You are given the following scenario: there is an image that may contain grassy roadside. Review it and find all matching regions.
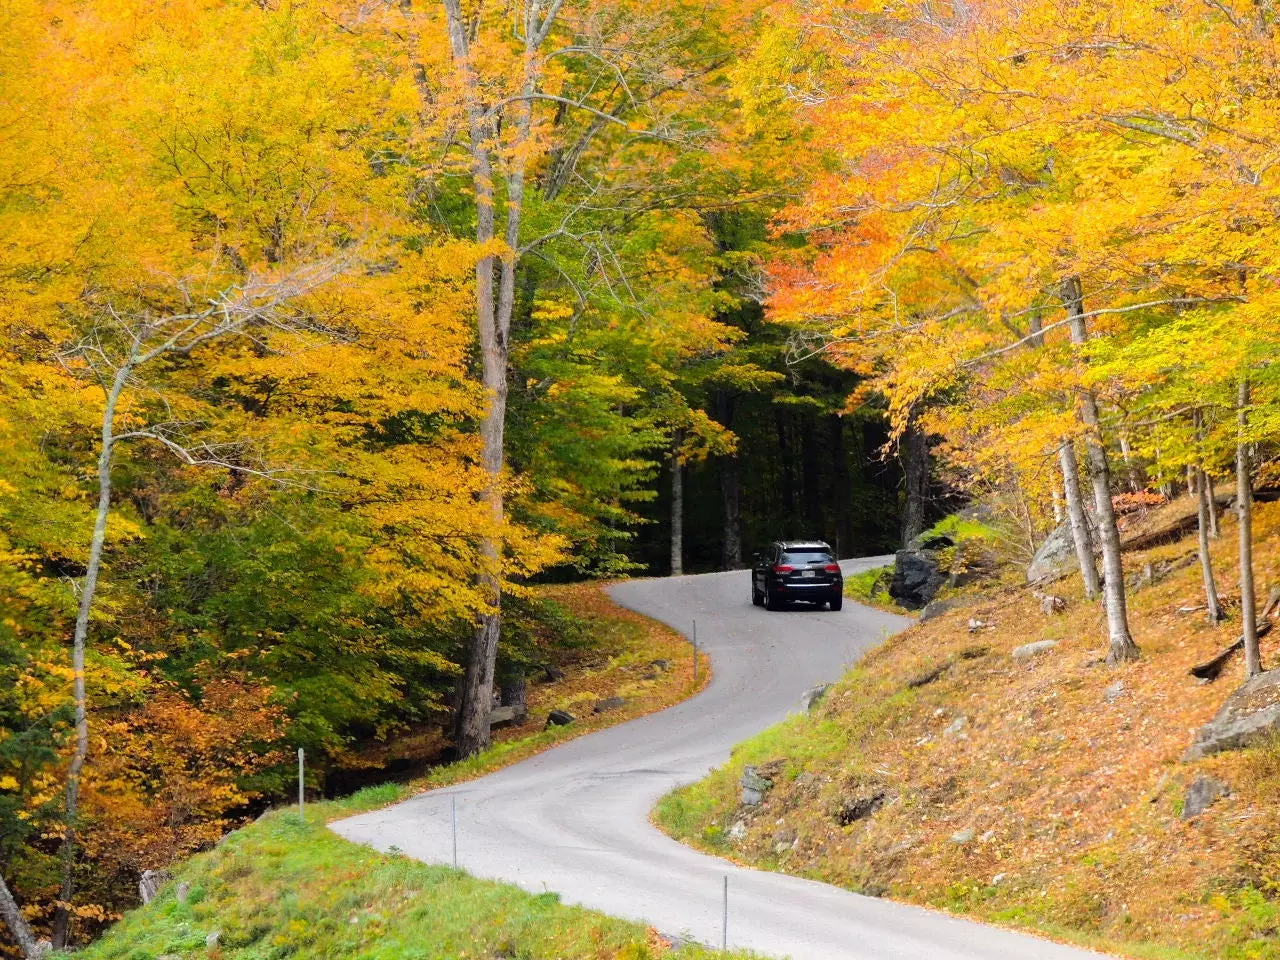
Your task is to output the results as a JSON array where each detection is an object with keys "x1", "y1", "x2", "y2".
[
  {"x1": 842, "y1": 564, "x2": 911, "y2": 615},
  {"x1": 654, "y1": 505, "x2": 1280, "y2": 960},
  {"x1": 73, "y1": 799, "x2": 752, "y2": 960}
]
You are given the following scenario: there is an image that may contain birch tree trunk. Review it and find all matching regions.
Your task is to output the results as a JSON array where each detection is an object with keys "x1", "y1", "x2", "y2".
[
  {"x1": 1238, "y1": 379, "x2": 1261, "y2": 678},
  {"x1": 1197, "y1": 465, "x2": 1224, "y2": 625},
  {"x1": 50, "y1": 365, "x2": 128, "y2": 949},
  {"x1": 443, "y1": 0, "x2": 553, "y2": 758},
  {"x1": 1058, "y1": 439, "x2": 1101, "y2": 600},
  {"x1": 1207, "y1": 472, "x2": 1221, "y2": 539},
  {"x1": 1063, "y1": 277, "x2": 1138, "y2": 663},
  {"x1": 1, "y1": 869, "x2": 46, "y2": 960}
]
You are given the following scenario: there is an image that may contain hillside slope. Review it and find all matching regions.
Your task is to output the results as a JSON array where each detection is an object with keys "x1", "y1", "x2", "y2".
[{"x1": 656, "y1": 503, "x2": 1280, "y2": 960}]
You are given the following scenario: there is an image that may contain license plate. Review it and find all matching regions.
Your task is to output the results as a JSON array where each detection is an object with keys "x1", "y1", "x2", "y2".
[{"x1": 801, "y1": 570, "x2": 815, "y2": 578}]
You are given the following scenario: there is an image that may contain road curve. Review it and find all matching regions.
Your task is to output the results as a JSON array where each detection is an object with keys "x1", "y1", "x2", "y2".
[{"x1": 333, "y1": 560, "x2": 1103, "y2": 959}]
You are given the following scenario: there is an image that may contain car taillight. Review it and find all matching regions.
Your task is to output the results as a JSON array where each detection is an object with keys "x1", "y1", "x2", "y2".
[
  {"x1": 773, "y1": 564, "x2": 793, "y2": 573},
  {"x1": 824, "y1": 563, "x2": 840, "y2": 573}
]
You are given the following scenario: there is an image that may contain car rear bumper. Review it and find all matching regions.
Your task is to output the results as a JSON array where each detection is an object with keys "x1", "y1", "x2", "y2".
[{"x1": 775, "y1": 581, "x2": 841, "y2": 595}]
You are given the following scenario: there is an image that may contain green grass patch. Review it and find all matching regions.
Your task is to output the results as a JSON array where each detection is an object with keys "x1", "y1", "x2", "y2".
[
  {"x1": 843, "y1": 565, "x2": 904, "y2": 612},
  {"x1": 74, "y1": 802, "x2": 754, "y2": 960}
]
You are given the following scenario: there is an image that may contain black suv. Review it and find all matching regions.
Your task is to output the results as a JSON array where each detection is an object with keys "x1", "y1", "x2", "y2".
[{"x1": 751, "y1": 541, "x2": 843, "y2": 611}]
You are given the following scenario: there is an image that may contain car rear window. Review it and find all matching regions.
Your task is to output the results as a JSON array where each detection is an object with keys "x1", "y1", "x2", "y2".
[{"x1": 781, "y1": 549, "x2": 833, "y2": 565}]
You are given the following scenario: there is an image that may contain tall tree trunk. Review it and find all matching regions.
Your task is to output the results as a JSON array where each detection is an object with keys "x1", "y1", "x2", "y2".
[
  {"x1": 1238, "y1": 380, "x2": 1261, "y2": 677},
  {"x1": 775, "y1": 410, "x2": 795, "y2": 521},
  {"x1": 831, "y1": 416, "x2": 852, "y2": 559},
  {"x1": 713, "y1": 391, "x2": 741, "y2": 570},
  {"x1": 721, "y1": 455, "x2": 742, "y2": 570},
  {"x1": 1196, "y1": 465, "x2": 1224, "y2": 625},
  {"x1": 1117, "y1": 433, "x2": 1143, "y2": 492},
  {"x1": 0, "y1": 870, "x2": 44, "y2": 960},
  {"x1": 1206, "y1": 472, "x2": 1221, "y2": 539},
  {"x1": 670, "y1": 434, "x2": 684, "y2": 577},
  {"x1": 1058, "y1": 440, "x2": 1101, "y2": 600},
  {"x1": 51, "y1": 366, "x2": 127, "y2": 949},
  {"x1": 800, "y1": 416, "x2": 820, "y2": 534},
  {"x1": 443, "y1": 0, "x2": 547, "y2": 759},
  {"x1": 900, "y1": 417, "x2": 929, "y2": 547},
  {"x1": 1063, "y1": 277, "x2": 1139, "y2": 663},
  {"x1": 498, "y1": 672, "x2": 528, "y2": 723}
]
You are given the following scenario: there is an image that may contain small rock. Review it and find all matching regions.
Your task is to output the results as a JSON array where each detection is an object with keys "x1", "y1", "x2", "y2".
[
  {"x1": 592, "y1": 696, "x2": 626, "y2": 714},
  {"x1": 906, "y1": 662, "x2": 950, "y2": 689},
  {"x1": 659, "y1": 932, "x2": 693, "y2": 951},
  {"x1": 943, "y1": 715, "x2": 969, "y2": 737},
  {"x1": 728, "y1": 821, "x2": 748, "y2": 842},
  {"x1": 489, "y1": 704, "x2": 526, "y2": 729},
  {"x1": 801, "y1": 684, "x2": 831, "y2": 713},
  {"x1": 1040, "y1": 594, "x2": 1066, "y2": 615},
  {"x1": 176, "y1": 881, "x2": 190, "y2": 904},
  {"x1": 541, "y1": 665, "x2": 566, "y2": 682},
  {"x1": 1104, "y1": 680, "x2": 1125, "y2": 703},
  {"x1": 740, "y1": 765, "x2": 774, "y2": 807},
  {"x1": 1182, "y1": 775, "x2": 1229, "y2": 819},
  {"x1": 992, "y1": 872, "x2": 1007, "y2": 885},
  {"x1": 967, "y1": 618, "x2": 990, "y2": 632},
  {"x1": 772, "y1": 826, "x2": 797, "y2": 848},
  {"x1": 545, "y1": 709, "x2": 575, "y2": 728},
  {"x1": 951, "y1": 828, "x2": 975, "y2": 844},
  {"x1": 650, "y1": 659, "x2": 671, "y2": 672},
  {"x1": 919, "y1": 597, "x2": 965, "y2": 622},
  {"x1": 836, "y1": 791, "x2": 887, "y2": 825},
  {"x1": 1012, "y1": 639, "x2": 1059, "y2": 660},
  {"x1": 206, "y1": 931, "x2": 221, "y2": 949},
  {"x1": 138, "y1": 868, "x2": 170, "y2": 905},
  {"x1": 979, "y1": 829, "x2": 995, "y2": 843}
]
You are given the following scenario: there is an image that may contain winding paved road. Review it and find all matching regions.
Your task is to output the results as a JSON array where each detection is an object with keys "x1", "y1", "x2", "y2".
[{"x1": 334, "y1": 560, "x2": 1103, "y2": 959}]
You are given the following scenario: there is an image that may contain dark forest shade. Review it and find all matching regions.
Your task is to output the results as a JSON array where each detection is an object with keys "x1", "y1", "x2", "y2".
[{"x1": 636, "y1": 404, "x2": 903, "y2": 574}]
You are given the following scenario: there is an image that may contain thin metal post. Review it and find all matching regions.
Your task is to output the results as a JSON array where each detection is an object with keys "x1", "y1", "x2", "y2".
[
  {"x1": 692, "y1": 619, "x2": 699, "y2": 684},
  {"x1": 451, "y1": 795, "x2": 458, "y2": 868},
  {"x1": 297, "y1": 747, "x2": 304, "y2": 819},
  {"x1": 722, "y1": 874, "x2": 728, "y2": 949}
]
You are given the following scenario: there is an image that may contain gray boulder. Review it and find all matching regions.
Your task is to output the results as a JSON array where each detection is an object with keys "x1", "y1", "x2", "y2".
[
  {"x1": 489, "y1": 705, "x2": 526, "y2": 729},
  {"x1": 801, "y1": 684, "x2": 831, "y2": 713},
  {"x1": 740, "y1": 765, "x2": 773, "y2": 807},
  {"x1": 919, "y1": 597, "x2": 966, "y2": 623},
  {"x1": 1027, "y1": 516, "x2": 1098, "y2": 583},
  {"x1": 889, "y1": 547, "x2": 948, "y2": 609},
  {"x1": 545, "y1": 709, "x2": 575, "y2": 728},
  {"x1": 138, "y1": 868, "x2": 170, "y2": 905},
  {"x1": 1012, "y1": 639, "x2": 1059, "y2": 660},
  {"x1": 592, "y1": 696, "x2": 626, "y2": 714},
  {"x1": 1185, "y1": 668, "x2": 1280, "y2": 759},
  {"x1": 1182, "y1": 775, "x2": 1229, "y2": 819}
]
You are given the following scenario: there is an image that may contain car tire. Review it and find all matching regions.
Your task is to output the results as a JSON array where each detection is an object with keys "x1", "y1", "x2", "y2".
[
  {"x1": 829, "y1": 595, "x2": 843, "y2": 611},
  {"x1": 765, "y1": 585, "x2": 783, "y2": 611},
  {"x1": 752, "y1": 584, "x2": 764, "y2": 607}
]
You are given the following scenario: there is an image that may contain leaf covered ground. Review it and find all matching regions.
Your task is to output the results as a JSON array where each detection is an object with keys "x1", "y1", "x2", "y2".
[{"x1": 656, "y1": 503, "x2": 1280, "y2": 960}]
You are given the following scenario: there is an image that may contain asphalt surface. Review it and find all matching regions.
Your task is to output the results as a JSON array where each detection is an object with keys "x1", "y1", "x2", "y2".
[{"x1": 333, "y1": 560, "x2": 1104, "y2": 959}]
